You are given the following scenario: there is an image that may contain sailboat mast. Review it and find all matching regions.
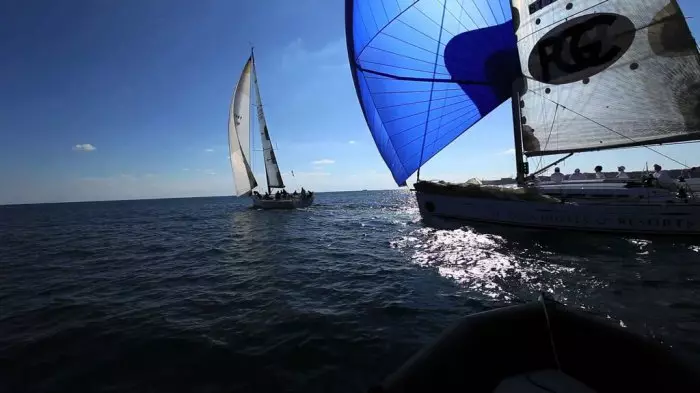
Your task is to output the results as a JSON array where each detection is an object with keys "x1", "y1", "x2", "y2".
[
  {"x1": 251, "y1": 49, "x2": 272, "y2": 195},
  {"x1": 249, "y1": 49, "x2": 255, "y2": 180},
  {"x1": 250, "y1": 46, "x2": 272, "y2": 194},
  {"x1": 511, "y1": 79, "x2": 525, "y2": 185}
]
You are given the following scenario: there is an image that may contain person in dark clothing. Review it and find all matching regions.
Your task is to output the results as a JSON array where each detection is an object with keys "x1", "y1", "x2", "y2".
[{"x1": 594, "y1": 165, "x2": 604, "y2": 179}]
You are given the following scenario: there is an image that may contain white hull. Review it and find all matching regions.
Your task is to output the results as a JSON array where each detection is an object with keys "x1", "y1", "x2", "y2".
[
  {"x1": 416, "y1": 188, "x2": 700, "y2": 235},
  {"x1": 251, "y1": 195, "x2": 314, "y2": 210}
]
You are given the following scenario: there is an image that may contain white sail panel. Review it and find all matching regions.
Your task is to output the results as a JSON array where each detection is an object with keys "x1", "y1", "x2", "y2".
[
  {"x1": 252, "y1": 61, "x2": 285, "y2": 189},
  {"x1": 228, "y1": 57, "x2": 258, "y2": 196},
  {"x1": 512, "y1": 0, "x2": 700, "y2": 156}
]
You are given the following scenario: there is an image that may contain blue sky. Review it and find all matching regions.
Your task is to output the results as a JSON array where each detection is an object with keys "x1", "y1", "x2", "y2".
[{"x1": 1, "y1": 0, "x2": 699, "y2": 204}]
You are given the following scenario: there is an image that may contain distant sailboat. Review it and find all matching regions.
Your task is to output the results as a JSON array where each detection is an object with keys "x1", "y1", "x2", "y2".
[{"x1": 228, "y1": 50, "x2": 314, "y2": 209}]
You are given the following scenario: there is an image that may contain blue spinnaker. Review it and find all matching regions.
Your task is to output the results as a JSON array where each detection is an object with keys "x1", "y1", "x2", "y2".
[{"x1": 346, "y1": 0, "x2": 520, "y2": 185}]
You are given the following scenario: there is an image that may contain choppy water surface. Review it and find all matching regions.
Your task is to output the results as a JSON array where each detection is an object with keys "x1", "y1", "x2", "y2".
[{"x1": 2, "y1": 190, "x2": 699, "y2": 392}]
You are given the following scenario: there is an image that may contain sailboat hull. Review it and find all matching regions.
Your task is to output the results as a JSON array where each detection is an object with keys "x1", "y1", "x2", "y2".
[
  {"x1": 415, "y1": 182, "x2": 700, "y2": 235},
  {"x1": 251, "y1": 195, "x2": 314, "y2": 210}
]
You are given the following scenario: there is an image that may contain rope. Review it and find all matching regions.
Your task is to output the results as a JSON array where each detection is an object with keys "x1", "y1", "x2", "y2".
[{"x1": 539, "y1": 294, "x2": 562, "y2": 371}]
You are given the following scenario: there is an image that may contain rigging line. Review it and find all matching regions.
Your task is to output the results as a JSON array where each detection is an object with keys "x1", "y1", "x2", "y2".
[
  {"x1": 356, "y1": 0, "x2": 420, "y2": 60},
  {"x1": 539, "y1": 295, "x2": 562, "y2": 371},
  {"x1": 530, "y1": 90, "x2": 693, "y2": 169},
  {"x1": 537, "y1": 103, "x2": 560, "y2": 172},
  {"x1": 418, "y1": 1, "x2": 448, "y2": 180},
  {"x1": 356, "y1": 64, "x2": 491, "y2": 84}
]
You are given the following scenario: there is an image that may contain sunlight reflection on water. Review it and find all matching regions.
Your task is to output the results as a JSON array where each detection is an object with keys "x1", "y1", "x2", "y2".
[{"x1": 391, "y1": 226, "x2": 589, "y2": 302}]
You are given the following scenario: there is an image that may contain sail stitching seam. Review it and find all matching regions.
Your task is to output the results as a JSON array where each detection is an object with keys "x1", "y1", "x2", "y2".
[{"x1": 417, "y1": 0, "x2": 449, "y2": 180}]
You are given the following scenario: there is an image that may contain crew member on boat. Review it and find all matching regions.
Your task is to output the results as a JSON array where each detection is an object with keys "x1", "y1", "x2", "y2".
[
  {"x1": 652, "y1": 164, "x2": 674, "y2": 187},
  {"x1": 569, "y1": 168, "x2": 585, "y2": 180},
  {"x1": 616, "y1": 166, "x2": 629, "y2": 179},
  {"x1": 550, "y1": 167, "x2": 564, "y2": 183},
  {"x1": 683, "y1": 167, "x2": 695, "y2": 179},
  {"x1": 594, "y1": 166, "x2": 605, "y2": 179}
]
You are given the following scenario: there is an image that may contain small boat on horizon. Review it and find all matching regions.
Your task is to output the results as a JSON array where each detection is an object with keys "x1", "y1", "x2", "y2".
[{"x1": 227, "y1": 49, "x2": 313, "y2": 209}]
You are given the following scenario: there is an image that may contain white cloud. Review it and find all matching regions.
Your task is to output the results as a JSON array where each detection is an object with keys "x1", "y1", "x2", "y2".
[
  {"x1": 348, "y1": 140, "x2": 356, "y2": 144},
  {"x1": 498, "y1": 148, "x2": 516, "y2": 155},
  {"x1": 205, "y1": 148, "x2": 214, "y2": 152},
  {"x1": 281, "y1": 37, "x2": 346, "y2": 70},
  {"x1": 294, "y1": 171, "x2": 331, "y2": 177},
  {"x1": 182, "y1": 168, "x2": 190, "y2": 171},
  {"x1": 311, "y1": 159, "x2": 335, "y2": 165},
  {"x1": 73, "y1": 143, "x2": 96, "y2": 152}
]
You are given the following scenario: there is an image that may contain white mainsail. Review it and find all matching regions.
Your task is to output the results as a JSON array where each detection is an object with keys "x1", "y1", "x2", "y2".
[
  {"x1": 252, "y1": 59, "x2": 285, "y2": 189},
  {"x1": 228, "y1": 57, "x2": 258, "y2": 196}
]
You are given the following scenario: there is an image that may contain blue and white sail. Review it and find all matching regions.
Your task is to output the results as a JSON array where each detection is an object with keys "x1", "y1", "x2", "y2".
[
  {"x1": 515, "y1": 0, "x2": 700, "y2": 156},
  {"x1": 346, "y1": 0, "x2": 520, "y2": 185}
]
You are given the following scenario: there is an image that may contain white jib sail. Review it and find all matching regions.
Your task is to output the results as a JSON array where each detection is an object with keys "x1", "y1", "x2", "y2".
[
  {"x1": 228, "y1": 57, "x2": 258, "y2": 196},
  {"x1": 252, "y1": 59, "x2": 285, "y2": 189}
]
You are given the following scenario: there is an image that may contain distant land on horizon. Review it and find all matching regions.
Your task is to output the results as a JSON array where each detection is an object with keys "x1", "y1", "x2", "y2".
[
  {"x1": 0, "y1": 188, "x2": 403, "y2": 207},
  {"x1": 3, "y1": 166, "x2": 696, "y2": 206}
]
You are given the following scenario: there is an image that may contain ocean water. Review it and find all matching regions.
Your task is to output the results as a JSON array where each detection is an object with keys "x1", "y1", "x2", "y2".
[{"x1": 1, "y1": 190, "x2": 700, "y2": 392}]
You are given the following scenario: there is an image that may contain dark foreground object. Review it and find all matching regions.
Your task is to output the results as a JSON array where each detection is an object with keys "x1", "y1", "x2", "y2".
[{"x1": 370, "y1": 298, "x2": 700, "y2": 392}]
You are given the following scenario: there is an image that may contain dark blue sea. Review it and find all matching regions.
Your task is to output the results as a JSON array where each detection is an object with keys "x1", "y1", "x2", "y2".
[{"x1": 2, "y1": 190, "x2": 700, "y2": 392}]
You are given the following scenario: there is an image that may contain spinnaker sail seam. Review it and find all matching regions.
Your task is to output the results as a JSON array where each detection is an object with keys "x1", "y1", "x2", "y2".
[
  {"x1": 355, "y1": 0, "x2": 420, "y2": 61},
  {"x1": 420, "y1": 1, "x2": 457, "y2": 174},
  {"x1": 387, "y1": 103, "x2": 479, "y2": 139},
  {"x1": 356, "y1": 64, "x2": 494, "y2": 85},
  {"x1": 359, "y1": 72, "x2": 411, "y2": 184}
]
